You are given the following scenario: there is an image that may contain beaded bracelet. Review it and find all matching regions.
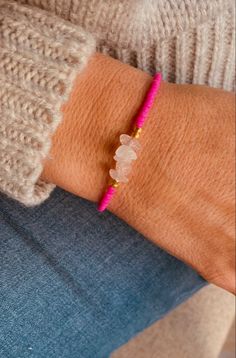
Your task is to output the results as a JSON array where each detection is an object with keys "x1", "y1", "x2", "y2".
[{"x1": 98, "y1": 73, "x2": 162, "y2": 212}]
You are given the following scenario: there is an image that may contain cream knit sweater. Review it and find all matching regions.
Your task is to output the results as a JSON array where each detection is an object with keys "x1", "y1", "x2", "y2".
[{"x1": 0, "y1": 0, "x2": 235, "y2": 205}]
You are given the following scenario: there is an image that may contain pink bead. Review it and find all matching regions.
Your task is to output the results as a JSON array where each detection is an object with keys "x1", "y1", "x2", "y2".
[
  {"x1": 135, "y1": 73, "x2": 162, "y2": 129},
  {"x1": 98, "y1": 185, "x2": 116, "y2": 212}
]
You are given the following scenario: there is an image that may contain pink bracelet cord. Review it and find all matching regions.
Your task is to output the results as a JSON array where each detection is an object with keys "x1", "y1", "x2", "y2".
[
  {"x1": 98, "y1": 73, "x2": 162, "y2": 212},
  {"x1": 97, "y1": 185, "x2": 117, "y2": 212},
  {"x1": 135, "y1": 73, "x2": 162, "y2": 128}
]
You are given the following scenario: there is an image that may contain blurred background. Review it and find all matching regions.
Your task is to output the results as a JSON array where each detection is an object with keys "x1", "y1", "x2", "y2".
[
  {"x1": 113, "y1": 285, "x2": 235, "y2": 358},
  {"x1": 220, "y1": 320, "x2": 235, "y2": 358}
]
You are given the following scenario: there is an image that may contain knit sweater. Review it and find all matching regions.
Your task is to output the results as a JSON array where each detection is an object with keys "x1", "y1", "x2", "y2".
[{"x1": 0, "y1": 0, "x2": 235, "y2": 206}]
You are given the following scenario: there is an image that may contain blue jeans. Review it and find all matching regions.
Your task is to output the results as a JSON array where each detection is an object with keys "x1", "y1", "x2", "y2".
[{"x1": 0, "y1": 188, "x2": 206, "y2": 358}]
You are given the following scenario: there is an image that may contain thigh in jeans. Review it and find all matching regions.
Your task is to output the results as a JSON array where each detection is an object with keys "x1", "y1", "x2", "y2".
[{"x1": 0, "y1": 188, "x2": 206, "y2": 358}]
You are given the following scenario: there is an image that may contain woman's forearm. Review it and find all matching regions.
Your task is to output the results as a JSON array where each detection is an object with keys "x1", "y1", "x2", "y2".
[{"x1": 41, "y1": 53, "x2": 235, "y2": 294}]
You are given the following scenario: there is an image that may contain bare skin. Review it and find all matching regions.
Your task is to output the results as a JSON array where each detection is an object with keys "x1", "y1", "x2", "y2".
[{"x1": 42, "y1": 53, "x2": 235, "y2": 294}]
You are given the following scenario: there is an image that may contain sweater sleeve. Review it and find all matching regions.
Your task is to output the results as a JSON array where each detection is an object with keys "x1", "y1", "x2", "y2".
[{"x1": 0, "y1": 0, "x2": 96, "y2": 206}]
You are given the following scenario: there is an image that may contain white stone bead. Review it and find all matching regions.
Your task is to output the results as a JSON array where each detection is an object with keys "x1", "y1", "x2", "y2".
[
  {"x1": 115, "y1": 144, "x2": 137, "y2": 161},
  {"x1": 120, "y1": 134, "x2": 141, "y2": 152},
  {"x1": 114, "y1": 155, "x2": 134, "y2": 163},
  {"x1": 116, "y1": 161, "x2": 131, "y2": 175},
  {"x1": 110, "y1": 134, "x2": 140, "y2": 183},
  {"x1": 109, "y1": 169, "x2": 128, "y2": 183},
  {"x1": 120, "y1": 134, "x2": 131, "y2": 145}
]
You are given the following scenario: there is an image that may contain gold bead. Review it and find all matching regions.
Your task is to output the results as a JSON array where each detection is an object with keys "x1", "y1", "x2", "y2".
[
  {"x1": 112, "y1": 181, "x2": 119, "y2": 188},
  {"x1": 131, "y1": 127, "x2": 142, "y2": 139},
  {"x1": 109, "y1": 179, "x2": 119, "y2": 188}
]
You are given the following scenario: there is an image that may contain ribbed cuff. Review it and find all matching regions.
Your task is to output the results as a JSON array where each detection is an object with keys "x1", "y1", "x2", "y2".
[{"x1": 0, "y1": 1, "x2": 96, "y2": 206}]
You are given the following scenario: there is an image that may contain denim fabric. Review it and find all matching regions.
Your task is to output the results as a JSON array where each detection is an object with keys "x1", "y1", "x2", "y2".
[{"x1": 0, "y1": 188, "x2": 206, "y2": 358}]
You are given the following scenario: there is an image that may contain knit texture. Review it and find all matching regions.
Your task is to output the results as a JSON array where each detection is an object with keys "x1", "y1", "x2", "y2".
[
  {"x1": 0, "y1": 0, "x2": 95, "y2": 205},
  {"x1": 19, "y1": 0, "x2": 235, "y2": 90},
  {"x1": 0, "y1": 0, "x2": 235, "y2": 205}
]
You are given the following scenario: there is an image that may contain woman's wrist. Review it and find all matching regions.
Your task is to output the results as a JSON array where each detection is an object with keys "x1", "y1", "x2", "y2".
[
  {"x1": 41, "y1": 53, "x2": 176, "y2": 235},
  {"x1": 41, "y1": 53, "x2": 235, "y2": 294},
  {"x1": 41, "y1": 53, "x2": 155, "y2": 200}
]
